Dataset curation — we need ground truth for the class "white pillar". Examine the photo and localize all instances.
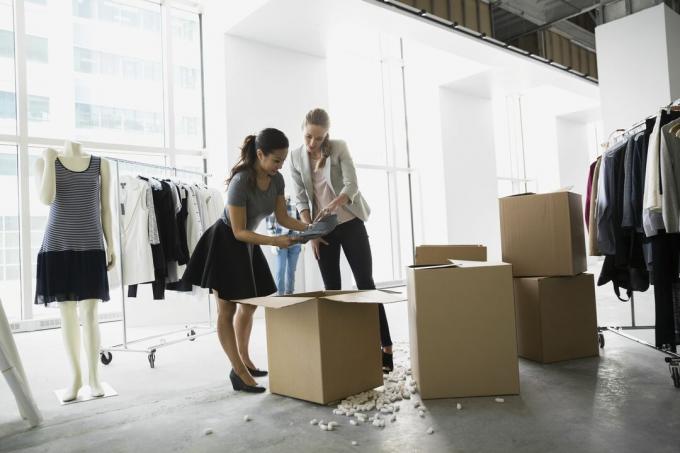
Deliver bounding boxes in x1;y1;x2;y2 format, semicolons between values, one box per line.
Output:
596;4;680;134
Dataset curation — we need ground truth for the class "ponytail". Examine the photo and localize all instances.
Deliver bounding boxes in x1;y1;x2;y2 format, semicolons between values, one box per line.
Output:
226;129;289;187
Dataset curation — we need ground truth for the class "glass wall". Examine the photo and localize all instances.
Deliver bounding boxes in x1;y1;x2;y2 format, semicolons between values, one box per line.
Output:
1;0;205;323
326;34;414;286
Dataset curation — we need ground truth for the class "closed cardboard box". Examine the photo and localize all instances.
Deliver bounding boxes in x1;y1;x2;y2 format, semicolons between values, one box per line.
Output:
513;274;599;363
407;260;519;399
415;244;487;265
238;290;405;405
499;192;587;277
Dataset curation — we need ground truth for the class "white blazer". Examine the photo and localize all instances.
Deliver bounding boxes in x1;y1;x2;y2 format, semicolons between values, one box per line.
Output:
289;140;371;222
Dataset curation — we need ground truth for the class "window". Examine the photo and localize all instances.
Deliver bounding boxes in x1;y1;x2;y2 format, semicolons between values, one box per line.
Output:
0;91;15;119
26;0;165;144
74;0;161;33
28;95;49;121
73;47;94;72
0;1;16;135
326;36;414;285
172;9;203;149
0;29;13;58
0;146;21;322
495;95;536;195
5;1;204;325
176;65;198;90
26;34;48;63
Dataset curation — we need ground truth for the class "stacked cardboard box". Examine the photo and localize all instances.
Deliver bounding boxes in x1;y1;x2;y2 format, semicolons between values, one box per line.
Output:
499;192;599;363
408;245;520;399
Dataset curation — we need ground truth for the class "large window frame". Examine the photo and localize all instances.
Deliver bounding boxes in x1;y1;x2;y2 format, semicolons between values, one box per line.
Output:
1;0;206;323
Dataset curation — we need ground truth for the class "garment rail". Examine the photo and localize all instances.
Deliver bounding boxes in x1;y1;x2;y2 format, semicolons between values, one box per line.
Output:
99;157;216;369
596;97;680;387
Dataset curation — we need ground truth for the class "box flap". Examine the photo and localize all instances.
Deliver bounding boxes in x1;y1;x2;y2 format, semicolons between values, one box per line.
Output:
319;289;407;305
410;260;509;271
235;295;318;308
415;244;487;265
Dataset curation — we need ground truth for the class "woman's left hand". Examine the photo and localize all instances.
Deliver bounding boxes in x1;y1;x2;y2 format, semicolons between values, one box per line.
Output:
314;206;333;222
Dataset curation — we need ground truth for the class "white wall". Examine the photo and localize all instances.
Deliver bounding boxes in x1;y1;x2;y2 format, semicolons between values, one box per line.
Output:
520;93;562;193
666;4;680;100
439;88;501;260
556;118;591;199
221;36;330;293
596;4;680;133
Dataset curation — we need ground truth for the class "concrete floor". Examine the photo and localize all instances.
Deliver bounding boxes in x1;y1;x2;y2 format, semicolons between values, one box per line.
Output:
2;295;679;453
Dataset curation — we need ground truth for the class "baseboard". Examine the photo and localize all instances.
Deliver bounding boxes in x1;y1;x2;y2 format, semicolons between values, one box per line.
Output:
10;311;122;333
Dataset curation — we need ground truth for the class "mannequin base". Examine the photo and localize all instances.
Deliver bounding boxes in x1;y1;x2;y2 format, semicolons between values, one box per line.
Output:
55;383;118;405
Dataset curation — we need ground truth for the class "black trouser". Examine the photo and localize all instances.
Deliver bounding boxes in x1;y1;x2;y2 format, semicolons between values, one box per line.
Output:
651;232;680;351
317;217;392;348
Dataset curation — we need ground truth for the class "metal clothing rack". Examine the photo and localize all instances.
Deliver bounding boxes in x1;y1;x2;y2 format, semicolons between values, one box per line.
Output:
99;157;216;369
597;98;680;388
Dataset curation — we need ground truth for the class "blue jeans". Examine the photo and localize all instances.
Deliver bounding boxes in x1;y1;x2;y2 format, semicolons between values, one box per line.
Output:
276;243;302;295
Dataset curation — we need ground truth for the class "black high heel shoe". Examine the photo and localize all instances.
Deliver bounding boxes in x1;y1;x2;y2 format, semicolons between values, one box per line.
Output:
229;370;266;393
382;351;394;373
247;367;268;377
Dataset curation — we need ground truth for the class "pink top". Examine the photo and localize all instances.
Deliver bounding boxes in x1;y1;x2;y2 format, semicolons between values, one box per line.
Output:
310;154;356;224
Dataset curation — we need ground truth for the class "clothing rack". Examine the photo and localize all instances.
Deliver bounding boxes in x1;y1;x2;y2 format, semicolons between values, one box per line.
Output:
99;157;216;369
596;99;680;388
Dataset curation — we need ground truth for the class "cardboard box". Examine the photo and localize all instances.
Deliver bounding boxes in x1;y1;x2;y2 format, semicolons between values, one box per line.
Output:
407;260;519;399
415;244;487;265
499;192;587;277
513;274;599;363
238;290;406;405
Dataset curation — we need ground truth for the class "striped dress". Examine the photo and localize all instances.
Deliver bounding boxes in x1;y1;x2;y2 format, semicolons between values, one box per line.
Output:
35;156;110;305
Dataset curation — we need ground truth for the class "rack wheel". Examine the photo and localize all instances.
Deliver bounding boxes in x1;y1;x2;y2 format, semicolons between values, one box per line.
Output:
100;351;113;365
148;352;156;369
187;329;196;341
598;333;605;348
671;366;680;388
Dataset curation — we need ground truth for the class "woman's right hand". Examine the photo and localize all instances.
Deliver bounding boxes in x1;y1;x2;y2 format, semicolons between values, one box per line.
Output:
311;237;329;260
272;235;298;249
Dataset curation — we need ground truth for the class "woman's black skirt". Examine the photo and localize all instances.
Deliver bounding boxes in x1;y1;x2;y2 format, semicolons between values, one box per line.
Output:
180;220;276;300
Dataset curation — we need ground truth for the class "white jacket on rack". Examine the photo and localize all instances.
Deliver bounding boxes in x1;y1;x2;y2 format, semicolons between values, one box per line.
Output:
643;111;666;236
119;176;156;285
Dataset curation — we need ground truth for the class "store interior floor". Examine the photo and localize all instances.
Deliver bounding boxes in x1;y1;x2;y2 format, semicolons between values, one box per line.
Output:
2;287;679;453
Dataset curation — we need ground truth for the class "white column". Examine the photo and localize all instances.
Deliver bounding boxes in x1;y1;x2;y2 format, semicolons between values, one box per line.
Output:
596;4;680;134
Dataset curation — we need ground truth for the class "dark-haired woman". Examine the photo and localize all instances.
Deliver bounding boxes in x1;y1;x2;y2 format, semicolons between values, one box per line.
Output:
289;108;394;372
182;128;308;393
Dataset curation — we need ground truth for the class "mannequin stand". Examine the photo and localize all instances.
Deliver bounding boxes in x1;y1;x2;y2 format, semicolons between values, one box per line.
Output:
54;382;118;405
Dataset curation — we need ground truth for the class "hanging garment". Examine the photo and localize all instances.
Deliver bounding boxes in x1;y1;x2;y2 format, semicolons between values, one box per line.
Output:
585;158;599;229
588;156;602;256
35;156;110;304
643;111;665;237
202;187;224;226
660;118;680;232
185;185;203;256
651;232;680;351
597;142;625;255
119;176;155;285
597;140;649;299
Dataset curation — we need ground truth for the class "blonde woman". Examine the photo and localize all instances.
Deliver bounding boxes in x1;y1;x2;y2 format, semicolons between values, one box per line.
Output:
289;108;394;372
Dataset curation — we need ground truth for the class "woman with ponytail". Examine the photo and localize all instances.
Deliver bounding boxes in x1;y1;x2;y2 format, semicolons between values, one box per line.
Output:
182;128;308;393
289;108;395;372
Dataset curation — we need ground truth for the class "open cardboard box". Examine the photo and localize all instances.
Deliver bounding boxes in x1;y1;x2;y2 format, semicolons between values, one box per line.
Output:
237;289;406;405
415;244;487;265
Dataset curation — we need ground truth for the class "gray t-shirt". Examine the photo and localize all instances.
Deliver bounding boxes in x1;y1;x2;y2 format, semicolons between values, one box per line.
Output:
221;170;285;231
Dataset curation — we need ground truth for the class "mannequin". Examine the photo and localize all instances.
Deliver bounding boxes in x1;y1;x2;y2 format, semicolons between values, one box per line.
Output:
34;140;115;402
